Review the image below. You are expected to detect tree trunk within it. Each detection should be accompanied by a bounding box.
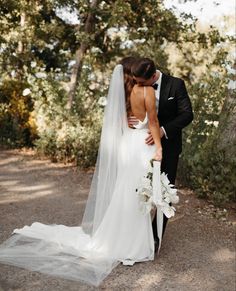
[67,0,99,109]
[18,11,26,54]
[216,68,236,159]
[16,11,26,79]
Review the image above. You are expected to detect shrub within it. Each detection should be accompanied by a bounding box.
[0,79,37,147]
[178,72,235,206]
[28,71,103,167]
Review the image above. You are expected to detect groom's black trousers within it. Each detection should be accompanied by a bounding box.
[152,152,179,243]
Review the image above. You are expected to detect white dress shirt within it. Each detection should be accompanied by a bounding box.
[152,70,168,139]
[153,70,162,104]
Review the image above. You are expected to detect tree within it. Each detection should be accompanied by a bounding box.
[66,0,98,109]
[1,0,235,206]
[53,0,187,108]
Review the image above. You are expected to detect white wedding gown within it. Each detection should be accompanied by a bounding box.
[0,114,158,286]
[0,66,165,286]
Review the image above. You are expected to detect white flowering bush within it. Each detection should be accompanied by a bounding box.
[27,72,103,167]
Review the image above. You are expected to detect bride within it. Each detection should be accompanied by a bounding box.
[0,59,163,286]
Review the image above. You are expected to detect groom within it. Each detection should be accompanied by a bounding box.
[129,57,193,250]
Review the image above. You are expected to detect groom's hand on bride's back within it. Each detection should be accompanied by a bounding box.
[128,116,139,128]
[127,116,165,142]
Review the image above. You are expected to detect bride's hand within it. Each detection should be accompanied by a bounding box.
[153,148,162,161]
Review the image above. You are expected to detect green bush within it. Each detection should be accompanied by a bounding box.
[179,133,236,205]
[0,79,36,147]
[27,71,103,167]
[178,72,236,206]
[34,115,102,167]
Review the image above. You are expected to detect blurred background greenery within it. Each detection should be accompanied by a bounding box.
[0,0,235,205]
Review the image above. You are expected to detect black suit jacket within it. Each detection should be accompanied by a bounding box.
[158,73,193,155]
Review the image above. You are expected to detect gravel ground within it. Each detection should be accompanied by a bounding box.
[0,149,235,291]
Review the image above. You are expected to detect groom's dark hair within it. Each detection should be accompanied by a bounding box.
[131,58,156,80]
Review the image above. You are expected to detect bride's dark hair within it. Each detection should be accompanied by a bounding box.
[119,57,137,115]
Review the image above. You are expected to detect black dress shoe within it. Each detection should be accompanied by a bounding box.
[154,239,159,253]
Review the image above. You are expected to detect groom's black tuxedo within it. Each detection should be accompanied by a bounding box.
[158,73,193,157]
[157,72,193,183]
[152,73,193,245]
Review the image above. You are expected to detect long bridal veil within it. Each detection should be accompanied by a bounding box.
[81,64,129,236]
[0,64,129,286]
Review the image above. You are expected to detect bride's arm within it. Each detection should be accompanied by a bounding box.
[145,87,162,160]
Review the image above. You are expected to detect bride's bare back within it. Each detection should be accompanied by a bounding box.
[130,85,156,121]
[129,84,162,161]
[129,85,147,122]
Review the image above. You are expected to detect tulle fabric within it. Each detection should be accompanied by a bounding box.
[0,127,157,286]
[0,65,160,286]
[0,230,119,286]
[81,64,129,236]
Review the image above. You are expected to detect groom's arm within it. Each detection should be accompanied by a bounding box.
[162,79,193,139]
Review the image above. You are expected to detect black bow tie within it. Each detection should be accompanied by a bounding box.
[152,83,158,90]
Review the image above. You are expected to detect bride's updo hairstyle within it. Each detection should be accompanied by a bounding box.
[131,57,156,80]
[119,56,137,115]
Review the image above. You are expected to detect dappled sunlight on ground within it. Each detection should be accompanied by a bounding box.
[211,248,235,263]
[0,190,54,204]
[135,271,163,285]
[0,149,235,290]
[2,183,53,193]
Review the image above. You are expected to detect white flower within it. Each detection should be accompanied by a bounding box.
[147,163,153,173]
[22,88,31,96]
[69,60,76,67]
[138,188,152,200]
[45,43,54,50]
[120,40,134,49]
[139,196,154,215]
[98,97,107,106]
[160,172,170,185]
[11,70,16,77]
[30,61,37,68]
[59,49,67,55]
[35,72,47,79]
[161,204,176,218]
[168,190,179,204]
[91,47,102,54]
[163,196,171,204]
[133,38,146,44]
[137,160,179,217]
[213,121,219,127]
[88,73,96,81]
[141,176,151,188]
[137,27,148,32]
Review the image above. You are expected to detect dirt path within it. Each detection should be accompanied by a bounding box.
[0,149,235,291]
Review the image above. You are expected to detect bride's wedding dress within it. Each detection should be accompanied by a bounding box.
[0,65,162,286]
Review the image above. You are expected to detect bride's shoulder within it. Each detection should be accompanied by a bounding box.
[133,84,140,90]
[133,85,154,95]
[132,84,141,95]
[144,86,155,93]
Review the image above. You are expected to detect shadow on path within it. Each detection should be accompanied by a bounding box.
[0,150,235,291]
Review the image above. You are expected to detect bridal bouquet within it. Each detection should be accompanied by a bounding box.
[136,159,179,218]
